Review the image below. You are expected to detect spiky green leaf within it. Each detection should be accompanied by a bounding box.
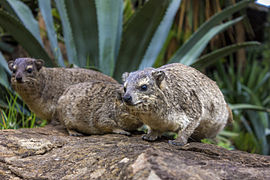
[0,10,54,67]
[3,0,43,45]
[192,42,261,70]
[172,16,243,65]
[0,66,9,89]
[169,0,252,63]
[64,0,99,67]
[0,51,10,74]
[55,0,77,65]
[95,0,123,76]
[114,0,172,81]
[139,0,181,69]
[38,0,65,67]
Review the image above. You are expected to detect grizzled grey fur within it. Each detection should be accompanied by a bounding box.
[57,82,143,136]
[122,63,233,146]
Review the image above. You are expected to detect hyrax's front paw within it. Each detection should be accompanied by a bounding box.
[113,129,131,136]
[168,140,185,146]
[142,129,161,141]
[169,136,188,146]
[142,134,157,141]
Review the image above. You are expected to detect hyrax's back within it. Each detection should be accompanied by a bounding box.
[159,63,229,139]
[36,67,118,121]
[41,68,117,101]
[42,67,118,105]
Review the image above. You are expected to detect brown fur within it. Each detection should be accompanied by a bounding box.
[9,58,118,123]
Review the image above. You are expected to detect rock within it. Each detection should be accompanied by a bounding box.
[0,125,269,180]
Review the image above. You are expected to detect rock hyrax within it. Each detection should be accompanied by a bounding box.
[57,81,143,136]
[8,58,118,122]
[122,63,232,145]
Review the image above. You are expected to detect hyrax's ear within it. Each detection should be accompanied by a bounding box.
[35,59,44,71]
[122,72,130,83]
[8,61,14,71]
[152,70,165,87]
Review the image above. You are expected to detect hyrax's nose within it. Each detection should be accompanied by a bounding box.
[123,94,132,104]
[16,75,23,82]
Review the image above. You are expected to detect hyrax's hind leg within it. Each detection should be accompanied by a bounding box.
[67,128,84,136]
[97,117,131,136]
[169,119,200,146]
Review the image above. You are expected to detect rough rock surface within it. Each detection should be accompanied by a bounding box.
[0,125,269,180]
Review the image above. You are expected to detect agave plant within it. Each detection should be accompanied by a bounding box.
[0,0,259,123]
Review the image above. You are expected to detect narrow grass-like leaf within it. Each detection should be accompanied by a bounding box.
[65,0,99,67]
[242,85,262,106]
[255,72,270,93]
[55,0,77,65]
[192,42,260,70]
[174,17,243,65]
[247,111,268,155]
[217,61,234,92]
[0,10,54,67]
[114,0,171,81]
[240,116,253,134]
[4,0,43,45]
[39,0,65,67]
[247,60,259,89]
[263,97,270,106]
[230,104,270,112]
[95,0,123,76]
[139,0,181,69]
[0,109,7,129]
[169,0,251,63]
[219,130,239,137]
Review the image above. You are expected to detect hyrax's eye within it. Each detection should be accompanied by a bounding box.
[26,67,33,73]
[140,84,148,91]
[12,65,16,73]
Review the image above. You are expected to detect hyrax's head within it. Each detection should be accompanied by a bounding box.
[122,68,166,112]
[8,58,44,86]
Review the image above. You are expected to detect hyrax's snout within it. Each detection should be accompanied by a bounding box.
[16,75,23,82]
[15,72,24,83]
[123,94,133,105]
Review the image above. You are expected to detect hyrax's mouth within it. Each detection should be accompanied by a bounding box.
[11,77,37,84]
[124,101,142,106]
[11,78,23,84]
[16,80,25,84]
[12,79,26,84]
